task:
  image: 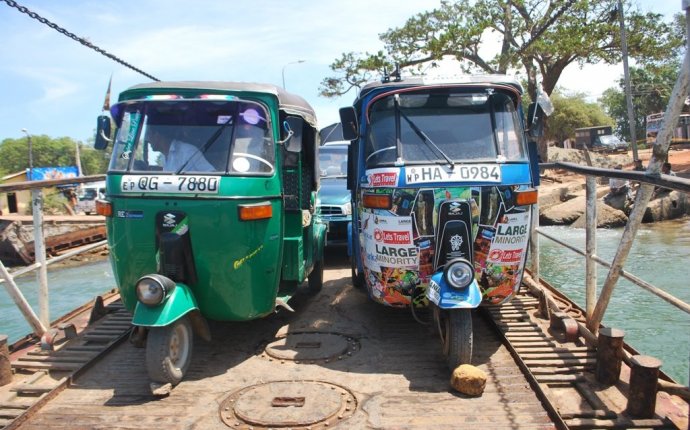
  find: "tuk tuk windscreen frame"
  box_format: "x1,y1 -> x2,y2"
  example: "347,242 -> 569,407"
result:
107,98 -> 275,175
364,89 -> 527,168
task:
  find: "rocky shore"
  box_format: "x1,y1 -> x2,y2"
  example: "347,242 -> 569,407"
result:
538,146 -> 690,227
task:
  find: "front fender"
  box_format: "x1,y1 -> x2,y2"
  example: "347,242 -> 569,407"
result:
426,272 -> 482,309
132,283 -> 199,327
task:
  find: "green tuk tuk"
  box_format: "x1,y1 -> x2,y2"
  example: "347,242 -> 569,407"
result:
94,81 -> 326,386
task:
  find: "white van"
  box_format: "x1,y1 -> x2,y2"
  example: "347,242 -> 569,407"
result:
75,181 -> 106,215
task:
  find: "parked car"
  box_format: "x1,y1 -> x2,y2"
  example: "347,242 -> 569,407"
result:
317,142 -> 351,246
592,134 -> 628,153
574,126 -> 628,153
75,181 -> 106,215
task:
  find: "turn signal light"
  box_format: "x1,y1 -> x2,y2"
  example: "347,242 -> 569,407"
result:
515,189 -> 538,206
362,193 -> 392,209
95,199 -> 112,217
239,202 -> 273,221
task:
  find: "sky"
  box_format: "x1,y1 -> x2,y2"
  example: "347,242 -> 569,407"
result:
0,0 -> 684,145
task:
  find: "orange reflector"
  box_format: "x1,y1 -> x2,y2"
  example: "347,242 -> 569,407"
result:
95,199 -> 112,217
239,202 -> 273,221
362,193 -> 392,209
515,189 -> 538,206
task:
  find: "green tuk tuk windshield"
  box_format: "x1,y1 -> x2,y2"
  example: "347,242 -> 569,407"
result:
107,99 -> 275,175
365,90 -> 526,167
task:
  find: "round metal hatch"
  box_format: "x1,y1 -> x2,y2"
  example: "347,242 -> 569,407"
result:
261,332 -> 360,363
220,380 -> 357,429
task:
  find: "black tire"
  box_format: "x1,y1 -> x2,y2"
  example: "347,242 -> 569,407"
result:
306,259 -> 323,294
145,317 -> 193,385
350,256 -> 365,289
439,309 -> 473,370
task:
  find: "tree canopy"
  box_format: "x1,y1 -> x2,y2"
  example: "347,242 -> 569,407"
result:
320,0 -> 683,103
599,60 -> 685,143
0,135 -> 108,177
546,90 -> 614,146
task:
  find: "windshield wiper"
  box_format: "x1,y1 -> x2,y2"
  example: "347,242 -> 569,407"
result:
175,114 -> 234,175
396,102 -> 455,168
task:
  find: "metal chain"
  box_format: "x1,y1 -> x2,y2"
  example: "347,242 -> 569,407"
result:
2,0 -> 159,81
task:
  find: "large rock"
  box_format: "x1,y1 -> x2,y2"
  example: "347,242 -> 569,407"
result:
571,202 -> 628,228
540,195 -> 587,225
643,191 -> 688,222
538,183 -> 584,211
450,364 -> 487,396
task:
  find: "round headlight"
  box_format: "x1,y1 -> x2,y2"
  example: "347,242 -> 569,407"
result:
444,259 -> 474,289
135,274 -> 175,306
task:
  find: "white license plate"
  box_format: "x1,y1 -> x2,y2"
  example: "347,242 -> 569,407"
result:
405,164 -> 501,184
120,175 -> 220,194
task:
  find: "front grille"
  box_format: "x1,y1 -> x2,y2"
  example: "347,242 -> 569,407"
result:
320,205 -> 344,216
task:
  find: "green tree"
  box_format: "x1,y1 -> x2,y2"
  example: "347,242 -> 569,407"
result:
547,90 -> 613,146
0,135 -> 108,176
599,60 -> 683,143
320,0 -> 683,159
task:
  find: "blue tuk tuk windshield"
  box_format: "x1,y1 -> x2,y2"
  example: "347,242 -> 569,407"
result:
365,91 -> 526,167
107,98 -> 274,175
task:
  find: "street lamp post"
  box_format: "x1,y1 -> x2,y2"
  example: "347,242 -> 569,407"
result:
281,60 -> 305,90
20,128 -> 34,181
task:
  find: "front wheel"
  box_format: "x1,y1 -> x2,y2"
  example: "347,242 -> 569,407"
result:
145,316 -> 193,385
306,259 -> 323,294
436,308 -> 473,370
350,255 -> 365,289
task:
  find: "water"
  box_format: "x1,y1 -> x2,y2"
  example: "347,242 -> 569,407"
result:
1,260 -> 115,343
1,220 -> 688,383
538,220 -> 690,384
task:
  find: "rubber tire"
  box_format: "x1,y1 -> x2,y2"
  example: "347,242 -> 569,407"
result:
350,255 -> 365,289
306,259 -> 323,294
441,309 -> 473,370
145,317 -> 193,385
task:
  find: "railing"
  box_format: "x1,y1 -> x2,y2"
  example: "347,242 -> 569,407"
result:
528,162 -> 690,399
0,175 -> 105,337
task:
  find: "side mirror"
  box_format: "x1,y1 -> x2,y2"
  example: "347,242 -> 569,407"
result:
527,102 -> 544,138
339,107 -> 359,141
94,115 -> 112,150
282,117 -> 303,153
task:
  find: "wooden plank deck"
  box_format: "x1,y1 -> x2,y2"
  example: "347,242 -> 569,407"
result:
10,261 -> 554,429
4,250 -> 687,429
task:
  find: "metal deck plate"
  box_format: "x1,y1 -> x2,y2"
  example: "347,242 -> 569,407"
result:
219,380 -> 357,429
261,331 -> 360,363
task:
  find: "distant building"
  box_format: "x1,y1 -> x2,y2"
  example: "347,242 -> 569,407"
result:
0,171 -> 31,215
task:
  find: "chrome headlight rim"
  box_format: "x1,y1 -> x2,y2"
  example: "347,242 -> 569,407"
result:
444,258 -> 474,289
135,274 -> 175,306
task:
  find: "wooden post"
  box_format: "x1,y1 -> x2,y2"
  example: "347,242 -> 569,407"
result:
31,188 -> 50,326
595,328 -> 625,385
0,334 -> 11,386
584,176 -> 597,320
626,355 -> 662,418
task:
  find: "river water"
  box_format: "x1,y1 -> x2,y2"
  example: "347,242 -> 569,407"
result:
1,219 -> 689,383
